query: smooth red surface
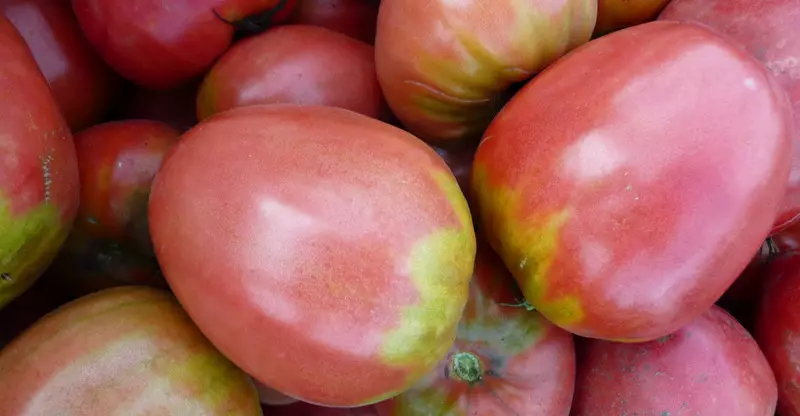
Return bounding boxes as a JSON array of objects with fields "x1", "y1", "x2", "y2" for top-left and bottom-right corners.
[
  {"x1": 757, "y1": 254, "x2": 800, "y2": 416},
  {"x1": 288, "y1": 0, "x2": 378, "y2": 43},
  {"x1": 593, "y1": 0, "x2": 670, "y2": 36},
  {"x1": 472, "y1": 21, "x2": 794, "y2": 342},
  {"x1": 374, "y1": 0, "x2": 596, "y2": 145},
  {"x1": 376, "y1": 242, "x2": 575, "y2": 415},
  {"x1": 197, "y1": 25, "x2": 384, "y2": 121},
  {"x1": 148, "y1": 104, "x2": 474, "y2": 406},
  {"x1": 71, "y1": 0, "x2": 294, "y2": 89},
  {"x1": 660, "y1": 0, "x2": 800, "y2": 235},
  {"x1": 1, "y1": 0, "x2": 120, "y2": 132},
  {"x1": 573, "y1": 305, "x2": 777, "y2": 414}
]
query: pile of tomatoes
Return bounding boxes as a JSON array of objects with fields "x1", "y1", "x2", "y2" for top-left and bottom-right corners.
[{"x1": 1, "y1": 0, "x2": 799, "y2": 415}]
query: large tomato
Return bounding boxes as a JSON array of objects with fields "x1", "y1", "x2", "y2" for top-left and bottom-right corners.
[
  {"x1": 472, "y1": 21, "x2": 794, "y2": 342},
  {"x1": 0, "y1": 286, "x2": 263, "y2": 414},
  {"x1": 374, "y1": 0, "x2": 596, "y2": 146},
  {"x1": 287, "y1": 0, "x2": 379, "y2": 43},
  {"x1": 659, "y1": 0, "x2": 800, "y2": 235},
  {"x1": 0, "y1": 15, "x2": 79, "y2": 309},
  {"x1": 197, "y1": 25, "x2": 385, "y2": 121},
  {"x1": 593, "y1": 0, "x2": 671, "y2": 36},
  {"x1": 375, "y1": 241, "x2": 575, "y2": 415},
  {"x1": 148, "y1": 104, "x2": 476, "y2": 407},
  {"x1": 572, "y1": 305, "x2": 777, "y2": 415},
  {"x1": 71, "y1": 0, "x2": 297, "y2": 90},
  {"x1": 0, "y1": 0, "x2": 120, "y2": 132}
]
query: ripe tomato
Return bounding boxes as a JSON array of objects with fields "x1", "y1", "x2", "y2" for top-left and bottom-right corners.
[
  {"x1": 148, "y1": 104, "x2": 476, "y2": 407},
  {"x1": 375, "y1": 241, "x2": 575, "y2": 415},
  {"x1": 288, "y1": 0, "x2": 378, "y2": 43},
  {"x1": 593, "y1": 0, "x2": 670, "y2": 36},
  {"x1": 472, "y1": 21, "x2": 793, "y2": 342}
]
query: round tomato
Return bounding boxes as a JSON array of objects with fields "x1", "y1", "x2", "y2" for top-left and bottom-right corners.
[
  {"x1": 472, "y1": 21, "x2": 793, "y2": 342},
  {"x1": 375, "y1": 240, "x2": 575, "y2": 415},
  {"x1": 148, "y1": 104, "x2": 476, "y2": 407},
  {"x1": 197, "y1": 24, "x2": 385, "y2": 121},
  {"x1": 374, "y1": 0, "x2": 596, "y2": 146},
  {"x1": 288, "y1": 0, "x2": 378, "y2": 43}
]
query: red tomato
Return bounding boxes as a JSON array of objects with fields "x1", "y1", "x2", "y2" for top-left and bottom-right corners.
[
  {"x1": 593, "y1": 0, "x2": 670, "y2": 36},
  {"x1": 71, "y1": 0, "x2": 297, "y2": 90},
  {"x1": 267, "y1": 401, "x2": 379, "y2": 415},
  {"x1": 254, "y1": 380, "x2": 298, "y2": 406},
  {"x1": 1, "y1": 0, "x2": 120, "y2": 132},
  {"x1": 756, "y1": 253, "x2": 800, "y2": 416},
  {"x1": 773, "y1": 219, "x2": 800, "y2": 255},
  {"x1": 114, "y1": 82, "x2": 201, "y2": 133},
  {"x1": 288, "y1": 0, "x2": 378, "y2": 43},
  {"x1": 472, "y1": 21, "x2": 794, "y2": 342},
  {"x1": 148, "y1": 104, "x2": 476, "y2": 406},
  {"x1": 0, "y1": 15, "x2": 79, "y2": 309},
  {"x1": 659, "y1": 0, "x2": 800, "y2": 235},
  {"x1": 433, "y1": 143, "x2": 477, "y2": 201},
  {"x1": 375, "y1": 241, "x2": 575, "y2": 415},
  {"x1": 197, "y1": 24, "x2": 384, "y2": 121},
  {"x1": 374, "y1": 0, "x2": 596, "y2": 145},
  {"x1": 573, "y1": 305, "x2": 777, "y2": 414}
]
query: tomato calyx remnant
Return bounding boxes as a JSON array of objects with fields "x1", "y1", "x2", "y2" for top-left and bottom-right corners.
[
  {"x1": 450, "y1": 351, "x2": 483, "y2": 384},
  {"x1": 499, "y1": 297, "x2": 536, "y2": 311},
  {"x1": 211, "y1": 0, "x2": 292, "y2": 34}
]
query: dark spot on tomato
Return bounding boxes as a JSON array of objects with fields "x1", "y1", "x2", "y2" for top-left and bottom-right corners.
[{"x1": 1, "y1": 273, "x2": 12, "y2": 282}]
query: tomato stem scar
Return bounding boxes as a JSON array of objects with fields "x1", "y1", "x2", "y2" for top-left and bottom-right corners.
[{"x1": 451, "y1": 351, "x2": 483, "y2": 384}]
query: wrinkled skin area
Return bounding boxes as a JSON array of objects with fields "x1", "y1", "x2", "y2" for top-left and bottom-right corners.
[
  {"x1": 0, "y1": 16, "x2": 79, "y2": 309},
  {"x1": 472, "y1": 21, "x2": 794, "y2": 342},
  {"x1": 70, "y1": 0, "x2": 296, "y2": 89},
  {"x1": 573, "y1": 306, "x2": 777, "y2": 415},
  {"x1": 376, "y1": 241, "x2": 575, "y2": 416},
  {"x1": 0, "y1": 0, "x2": 120, "y2": 132},
  {"x1": 0, "y1": 286, "x2": 263, "y2": 415},
  {"x1": 288, "y1": 0, "x2": 379, "y2": 44},
  {"x1": 756, "y1": 254, "x2": 800, "y2": 416},
  {"x1": 197, "y1": 25, "x2": 385, "y2": 121},
  {"x1": 659, "y1": 0, "x2": 800, "y2": 235},
  {"x1": 593, "y1": 0, "x2": 670, "y2": 36},
  {"x1": 374, "y1": 0, "x2": 596, "y2": 146},
  {"x1": 148, "y1": 104, "x2": 476, "y2": 406}
]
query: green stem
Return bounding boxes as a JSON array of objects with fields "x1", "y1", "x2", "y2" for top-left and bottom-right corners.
[{"x1": 451, "y1": 352, "x2": 483, "y2": 384}]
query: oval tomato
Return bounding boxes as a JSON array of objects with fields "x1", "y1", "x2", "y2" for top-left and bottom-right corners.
[
  {"x1": 1, "y1": 0, "x2": 120, "y2": 132},
  {"x1": 0, "y1": 15, "x2": 79, "y2": 309},
  {"x1": 756, "y1": 253, "x2": 800, "y2": 416},
  {"x1": 197, "y1": 24, "x2": 384, "y2": 121},
  {"x1": 148, "y1": 104, "x2": 476, "y2": 407},
  {"x1": 659, "y1": 0, "x2": 800, "y2": 235},
  {"x1": 71, "y1": 0, "x2": 297, "y2": 90},
  {"x1": 573, "y1": 305, "x2": 777, "y2": 415},
  {"x1": 374, "y1": 0, "x2": 596, "y2": 145},
  {"x1": 472, "y1": 21, "x2": 793, "y2": 342},
  {"x1": 593, "y1": 0, "x2": 670, "y2": 36},
  {"x1": 0, "y1": 286, "x2": 262, "y2": 414},
  {"x1": 288, "y1": 0, "x2": 378, "y2": 43},
  {"x1": 375, "y1": 241, "x2": 575, "y2": 415}
]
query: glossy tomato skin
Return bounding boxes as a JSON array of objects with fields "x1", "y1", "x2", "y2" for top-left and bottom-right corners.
[
  {"x1": 593, "y1": 0, "x2": 670, "y2": 36},
  {"x1": 0, "y1": 15, "x2": 79, "y2": 309},
  {"x1": 756, "y1": 254, "x2": 800, "y2": 416},
  {"x1": 71, "y1": 0, "x2": 296, "y2": 90},
  {"x1": 288, "y1": 0, "x2": 378, "y2": 43},
  {"x1": 197, "y1": 25, "x2": 384, "y2": 121},
  {"x1": 472, "y1": 21, "x2": 794, "y2": 342},
  {"x1": 0, "y1": 286, "x2": 263, "y2": 415},
  {"x1": 659, "y1": 0, "x2": 800, "y2": 235},
  {"x1": 374, "y1": 0, "x2": 596, "y2": 146},
  {"x1": 376, "y1": 241, "x2": 575, "y2": 416},
  {"x1": 1, "y1": 0, "x2": 120, "y2": 132},
  {"x1": 148, "y1": 104, "x2": 476, "y2": 407},
  {"x1": 573, "y1": 305, "x2": 777, "y2": 415}
]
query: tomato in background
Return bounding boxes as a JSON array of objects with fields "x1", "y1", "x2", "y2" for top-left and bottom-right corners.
[
  {"x1": 113, "y1": 81, "x2": 201, "y2": 133},
  {"x1": 1, "y1": 0, "x2": 120, "y2": 132},
  {"x1": 288, "y1": 0, "x2": 378, "y2": 43},
  {"x1": 266, "y1": 401, "x2": 379, "y2": 415},
  {"x1": 593, "y1": 0, "x2": 671, "y2": 36}
]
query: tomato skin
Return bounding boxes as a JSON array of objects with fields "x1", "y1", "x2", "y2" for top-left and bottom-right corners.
[
  {"x1": 0, "y1": 15, "x2": 79, "y2": 309},
  {"x1": 573, "y1": 305, "x2": 777, "y2": 415},
  {"x1": 375, "y1": 241, "x2": 575, "y2": 416},
  {"x1": 197, "y1": 25, "x2": 384, "y2": 121},
  {"x1": 288, "y1": 0, "x2": 378, "y2": 43},
  {"x1": 593, "y1": 0, "x2": 670, "y2": 36},
  {"x1": 472, "y1": 21, "x2": 793, "y2": 342},
  {"x1": 148, "y1": 104, "x2": 476, "y2": 407},
  {"x1": 659, "y1": 0, "x2": 800, "y2": 235},
  {"x1": 0, "y1": 0, "x2": 120, "y2": 132},
  {"x1": 756, "y1": 254, "x2": 800, "y2": 416},
  {"x1": 70, "y1": 0, "x2": 296, "y2": 90},
  {"x1": 374, "y1": 0, "x2": 596, "y2": 146}
]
